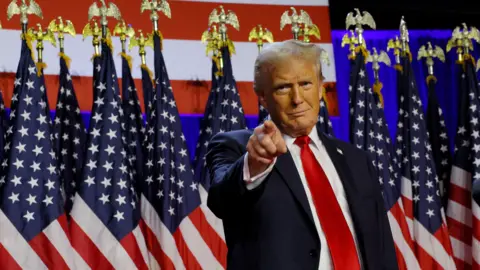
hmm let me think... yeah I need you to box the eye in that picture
[274,84,291,94]
[300,81,313,89]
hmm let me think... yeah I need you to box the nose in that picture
[291,85,304,106]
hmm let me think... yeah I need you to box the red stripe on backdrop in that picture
[188,207,227,268]
[0,73,339,116]
[0,0,331,43]
[69,219,115,270]
[0,243,22,270]
[138,219,176,270]
[29,232,69,270]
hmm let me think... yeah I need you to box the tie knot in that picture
[294,136,311,147]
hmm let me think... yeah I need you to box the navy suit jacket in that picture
[206,126,398,270]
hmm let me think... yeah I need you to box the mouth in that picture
[287,109,309,117]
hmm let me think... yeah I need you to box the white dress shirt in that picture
[243,126,362,269]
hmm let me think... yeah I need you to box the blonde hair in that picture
[253,39,325,94]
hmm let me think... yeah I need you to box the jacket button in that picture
[309,249,317,257]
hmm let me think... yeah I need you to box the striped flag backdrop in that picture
[0,0,337,117]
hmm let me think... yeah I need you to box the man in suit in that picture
[206,39,398,270]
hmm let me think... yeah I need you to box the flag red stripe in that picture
[173,229,203,270]
[473,259,480,270]
[401,196,414,221]
[29,232,69,270]
[447,216,473,245]
[449,184,472,208]
[57,214,72,243]
[453,257,472,270]
[138,219,176,270]
[390,201,415,249]
[0,0,331,43]
[393,244,407,270]
[69,219,115,270]
[433,225,455,264]
[188,207,227,268]
[0,73,339,116]
[414,242,444,270]
[0,243,22,270]
[119,232,149,270]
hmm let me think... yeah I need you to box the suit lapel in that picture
[274,152,315,226]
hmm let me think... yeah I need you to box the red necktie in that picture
[295,136,360,270]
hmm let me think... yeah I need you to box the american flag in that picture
[318,89,334,135]
[0,89,8,172]
[258,102,269,124]
[141,64,154,122]
[0,38,82,269]
[193,44,246,266]
[194,45,246,190]
[53,54,87,215]
[69,42,149,269]
[349,50,419,269]
[121,53,145,193]
[446,56,480,269]
[425,75,451,208]
[140,33,224,269]
[395,55,455,269]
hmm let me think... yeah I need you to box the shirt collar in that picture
[282,125,322,150]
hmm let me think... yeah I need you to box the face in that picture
[259,57,322,137]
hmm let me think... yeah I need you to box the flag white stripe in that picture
[199,186,225,241]
[180,217,224,269]
[132,224,152,268]
[473,199,480,221]
[180,0,329,6]
[0,209,47,270]
[450,236,472,264]
[70,194,137,270]
[387,212,421,270]
[473,200,480,265]
[43,219,91,270]
[0,30,336,83]
[473,235,480,266]
[414,220,456,269]
[447,199,473,227]
[141,194,186,270]
[450,165,472,190]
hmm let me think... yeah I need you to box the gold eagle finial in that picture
[446,23,480,63]
[208,5,239,42]
[113,20,135,53]
[48,17,76,53]
[7,0,43,30]
[130,29,154,65]
[418,41,445,76]
[140,0,171,32]
[248,25,274,52]
[88,0,121,38]
[280,7,312,40]
[345,8,375,47]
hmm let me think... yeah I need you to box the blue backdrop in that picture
[70,30,476,161]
